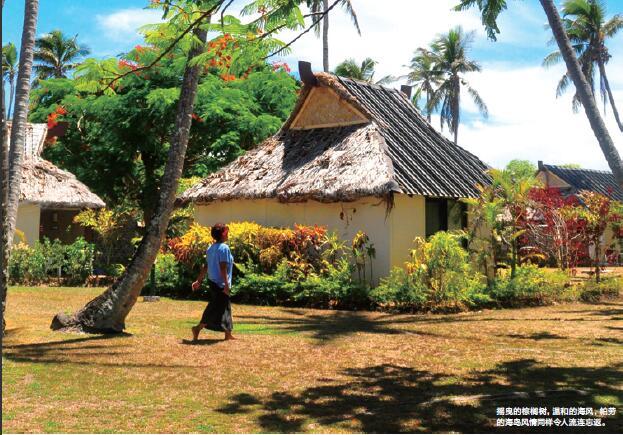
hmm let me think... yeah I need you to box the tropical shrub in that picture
[168,223,213,268]
[154,252,182,294]
[64,237,96,285]
[579,278,622,302]
[372,232,488,312]
[490,264,570,306]
[8,238,95,285]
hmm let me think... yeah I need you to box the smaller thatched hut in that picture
[8,122,105,245]
[180,64,491,280]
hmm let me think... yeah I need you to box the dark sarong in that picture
[200,280,233,332]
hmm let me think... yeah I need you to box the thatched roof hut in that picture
[180,69,490,205]
[19,158,106,209]
[7,122,105,209]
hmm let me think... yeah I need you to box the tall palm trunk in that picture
[51,27,209,333]
[3,0,39,336]
[7,77,15,119]
[597,60,623,133]
[1,62,8,336]
[322,0,329,72]
[452,74,460,144]
[0,0,5,337]
[426,90,431,123]
[540,0,623,187]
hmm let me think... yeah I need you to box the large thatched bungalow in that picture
[8,122,105,245]
[180,64,490,279]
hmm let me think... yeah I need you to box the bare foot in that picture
[191,325,200,341]
[224,332,236,340]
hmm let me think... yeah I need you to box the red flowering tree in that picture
[522,188,588,271]
[575,191,618,282]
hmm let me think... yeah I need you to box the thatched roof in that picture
[540,163,623,202]
[19,158,106,208]
[7,122,106,209]
[180,72,490,205]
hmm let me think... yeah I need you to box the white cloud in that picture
[96,8,162,43]
[270,0,622,171]
[447,63,623,170]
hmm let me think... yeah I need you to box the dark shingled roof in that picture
[180,73,491,205]
[543,164,623,202]
[337,77,491,197]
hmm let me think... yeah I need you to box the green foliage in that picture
[491,265,569,307]
[505,159,536,181]
[235,258,368,309]
[579,278,622,302]
[31,63,298,217]
[64,238,96,285]
[73,208,139,268]
[154,253,182,293]
[372,232,487,312]
[8,238,95,285]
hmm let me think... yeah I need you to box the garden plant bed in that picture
[2,286,622,433]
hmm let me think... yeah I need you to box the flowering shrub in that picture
[372,232,488,312]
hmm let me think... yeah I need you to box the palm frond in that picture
[466,84,488,118]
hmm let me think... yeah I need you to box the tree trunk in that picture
[322,0,329,72]
[594,241,601,283]
[7,0,39,244]
[540,0,623,187]
[3,0,39,336]
[8,78,15,119]
[1,57,8,336]
[597,60,623,133]
[51,28,209,333]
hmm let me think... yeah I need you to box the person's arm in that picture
[219,262,230,295]
[192,265,207,291]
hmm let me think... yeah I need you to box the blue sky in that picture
[3,0,623,170]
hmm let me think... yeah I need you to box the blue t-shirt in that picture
[206,242,233,288]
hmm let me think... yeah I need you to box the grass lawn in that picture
[2,287,622,433]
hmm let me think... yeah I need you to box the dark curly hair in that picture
[211,223,229,242]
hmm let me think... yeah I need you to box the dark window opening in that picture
[425,198,467,239]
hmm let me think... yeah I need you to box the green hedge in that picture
[8,238,95,285]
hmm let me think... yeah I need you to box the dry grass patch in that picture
[2,286,622,433]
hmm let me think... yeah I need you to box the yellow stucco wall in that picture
[195,196,396,282]
[388,195,426,269]
[15,203,40,246]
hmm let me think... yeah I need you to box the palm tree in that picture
[543,0,623,132]
[454,0,623,187]
[406,48,442,122]
[306,0,360,72]
[3,0,39,336]
[334,57,394,85]
[2,43,17,118]
[33,29,90,80]
[427,27,488,145]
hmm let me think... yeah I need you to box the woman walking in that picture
[191,223,235,341]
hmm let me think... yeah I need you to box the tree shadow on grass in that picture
[234,310,448,342]
[505,332,565,340]
[217,360,623,433]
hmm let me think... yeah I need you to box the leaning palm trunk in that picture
[540,0,623,187]
[1,71,8,335]
[597,61,623,133]
[322,0,329,72]
[51,28,209,333]
[3,0,39,336]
